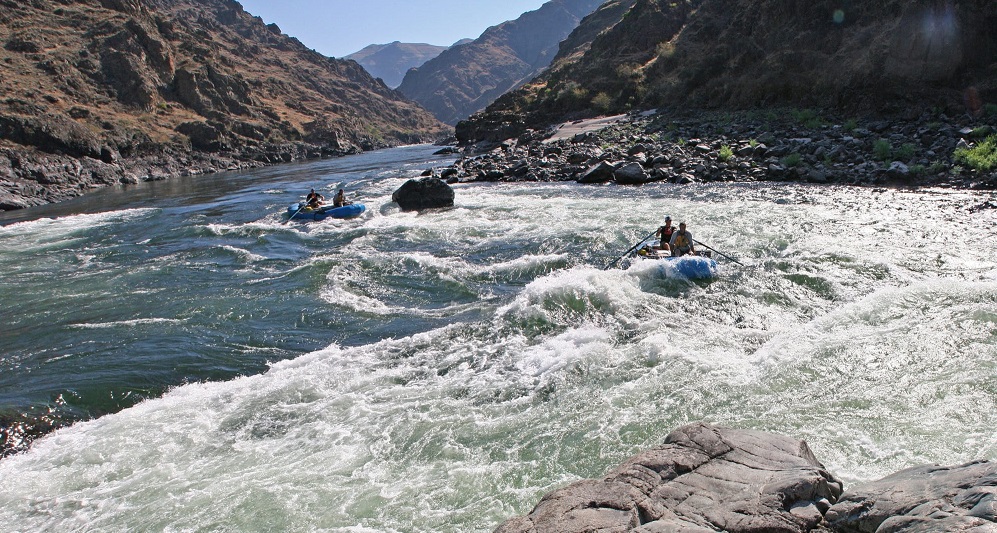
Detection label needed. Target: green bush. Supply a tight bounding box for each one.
[792,109,825,128]
[782,153,802,167]
[719,145,734,162]
[927,161,948,175]
[749,138,759,148]
[986,103,997,117]
[591,92,613,113]
[953,135,997,171]
[895,143,917,161]
[843,118,858,132]
[873,139,893,161]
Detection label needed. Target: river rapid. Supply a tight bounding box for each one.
[0,145,995,531]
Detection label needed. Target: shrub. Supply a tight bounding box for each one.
[873,139,893,161]
[969,126,996,139]
[719,145,734,162]
[656,41,676,59]
[953,135,997,171]
[792,109,825,128]
[843,118,858,132]
[927,161,947,174]
[895,143,917,161]
[591,92,613,113]
[986,103,997,117]
[749,138,759,148]
[782,153,802,167]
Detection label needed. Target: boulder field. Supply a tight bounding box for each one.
[495,422,997,533]
[439,110,997,192]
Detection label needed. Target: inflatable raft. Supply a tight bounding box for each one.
[286,203,365,221]
[635,243,718,279]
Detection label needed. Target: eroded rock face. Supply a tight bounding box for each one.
[826,460,997,533]
[0,0,446,211]
[495,422,843,533]
[391,177,455,211]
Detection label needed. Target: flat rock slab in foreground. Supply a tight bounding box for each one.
[826,460,997,532]
[496,422,843,532]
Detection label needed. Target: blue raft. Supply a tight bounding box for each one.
[634,242,719,279]
[656,255,719,279]
[287,202,366,221]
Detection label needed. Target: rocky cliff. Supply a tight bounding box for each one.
[396,0,604,125]
[458,0,997,143]
[345,41,450,89]
[0,0,448,210]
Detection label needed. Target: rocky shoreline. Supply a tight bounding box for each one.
[437,109,997,193]
[496,422,997,532]
[0,142,363,212]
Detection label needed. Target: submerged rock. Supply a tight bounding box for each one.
[391,177,455,211]
[495,422,843,532]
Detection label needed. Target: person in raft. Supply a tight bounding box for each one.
[306,189,325,208]
[669,222,697,257]
[655,216,675,252]
[333,189,351,207]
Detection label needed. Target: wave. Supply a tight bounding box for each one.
[0,209,157,251]
[69,318,186,329]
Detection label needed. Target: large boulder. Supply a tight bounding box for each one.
[495,422,843,533]
[614,161,650,185]
[825,460,997,532]
[577,161,616,184]
[391,177,455,211]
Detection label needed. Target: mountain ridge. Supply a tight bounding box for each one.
[458,0,997,143]
[397,0,604,125]
[0,0,448,210]
[345,41,451,88]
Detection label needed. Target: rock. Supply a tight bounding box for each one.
[888,161,910,176]
[577,161,616,184]
[0,115,102,159]
[391,177,455,211]
[613,161,650,185]
[495,422,843,533]
[826,460,997,532]
[676,173,697,184]
[176,121,228,152]
[4,35,42,53]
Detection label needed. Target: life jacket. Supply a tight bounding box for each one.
[660,225,674,240]
[673,231,690,248]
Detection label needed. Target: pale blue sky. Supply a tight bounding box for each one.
[236,0,550,57]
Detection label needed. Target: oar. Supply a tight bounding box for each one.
[604,229,658,270]
[285,202,305,224]
[693,239,744,266]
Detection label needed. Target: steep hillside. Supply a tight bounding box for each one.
[0,0,447,210]
[396,0,604,125]
[345,41,450,88]
[459,0,997,142]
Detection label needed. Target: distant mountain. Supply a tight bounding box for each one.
[397,0,604,125]
[345,41,450,88]
[459,0,997,142]
[0,0,447,210]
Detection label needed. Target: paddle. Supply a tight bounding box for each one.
[604,229,658,270]
[693,239,744,266]
[285,202,306,224]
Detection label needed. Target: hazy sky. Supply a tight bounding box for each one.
[236,0,550,57]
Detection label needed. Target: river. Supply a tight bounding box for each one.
[1,144,995,531]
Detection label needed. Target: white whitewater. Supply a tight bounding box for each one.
[0,152,995,531]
